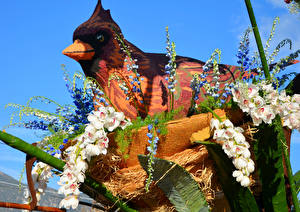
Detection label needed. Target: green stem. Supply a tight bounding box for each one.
[278,123,300,211]
[0,131,137,212]
[171,92,174,112]
[245,1,299,210]
[193,140,216,146]
[244,0,271,80]
[283,149,300,211]
[201,106,222,122]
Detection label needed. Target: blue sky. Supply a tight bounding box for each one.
[0,0,299,190]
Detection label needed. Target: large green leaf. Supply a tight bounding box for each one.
[253,117,289,212]
[138,155,209,212]
[201,141,259,212]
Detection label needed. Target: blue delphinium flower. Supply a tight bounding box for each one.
[24,120,48,131]
[237,28,251,72]
[165,27,177,94]
[202,50,222,100]
[145,123,160,191]
[190,74,208,101]
[44,144,61,156]
[115,33,146,112]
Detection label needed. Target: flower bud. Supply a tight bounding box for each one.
[233,157,248,169]
[240,176,250,187]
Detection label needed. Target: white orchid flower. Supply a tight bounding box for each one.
[59,195,79,209]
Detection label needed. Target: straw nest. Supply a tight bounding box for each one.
[85,109,237,211]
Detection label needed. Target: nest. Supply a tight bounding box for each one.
[62,108,293,211]
[86,109,232,211]
[88,145,223,211]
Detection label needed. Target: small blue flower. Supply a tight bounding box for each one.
[148,124,153,131]
[147,133,153,139]
[63,139,68,144]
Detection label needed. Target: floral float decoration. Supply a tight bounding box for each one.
[284,0,300,13]
[1,0,300,211]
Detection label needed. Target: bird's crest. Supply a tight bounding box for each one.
[86,0,121,33]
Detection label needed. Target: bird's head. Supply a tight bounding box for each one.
[63,0,125,78]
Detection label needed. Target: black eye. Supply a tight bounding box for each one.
[96,33,105,42]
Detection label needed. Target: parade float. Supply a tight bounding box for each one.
[0,0,299,211]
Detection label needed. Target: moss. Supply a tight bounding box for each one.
[114,107,183,155]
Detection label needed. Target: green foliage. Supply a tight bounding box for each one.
[198,141,259,212]
[5,100,68,128]
[293,171,300,212]
[294,171,300,196]
[265,17,280,61]
[138,155,209,212]
[114,107,183,156]
[253,116,289,212]
[197,96,224,113]
[40,125,85,150]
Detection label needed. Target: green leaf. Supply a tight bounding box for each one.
[253,117,289,212]
[200,141,259,212]
[294,170,300,196]
[138,155,209,212]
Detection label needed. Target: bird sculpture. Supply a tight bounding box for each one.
[63,0,298,120]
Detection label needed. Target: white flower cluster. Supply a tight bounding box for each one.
[211,118,254,187]
[232,81,300,130]
[58,106,131,209]
[24,162,53,205]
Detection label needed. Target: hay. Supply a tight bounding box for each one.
[85,110,230,211]
[62,110,231,211]
[88,145,222,211]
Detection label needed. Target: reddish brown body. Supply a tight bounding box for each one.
[63,0,298,119]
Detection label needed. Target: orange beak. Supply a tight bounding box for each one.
[62,39,95,61]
